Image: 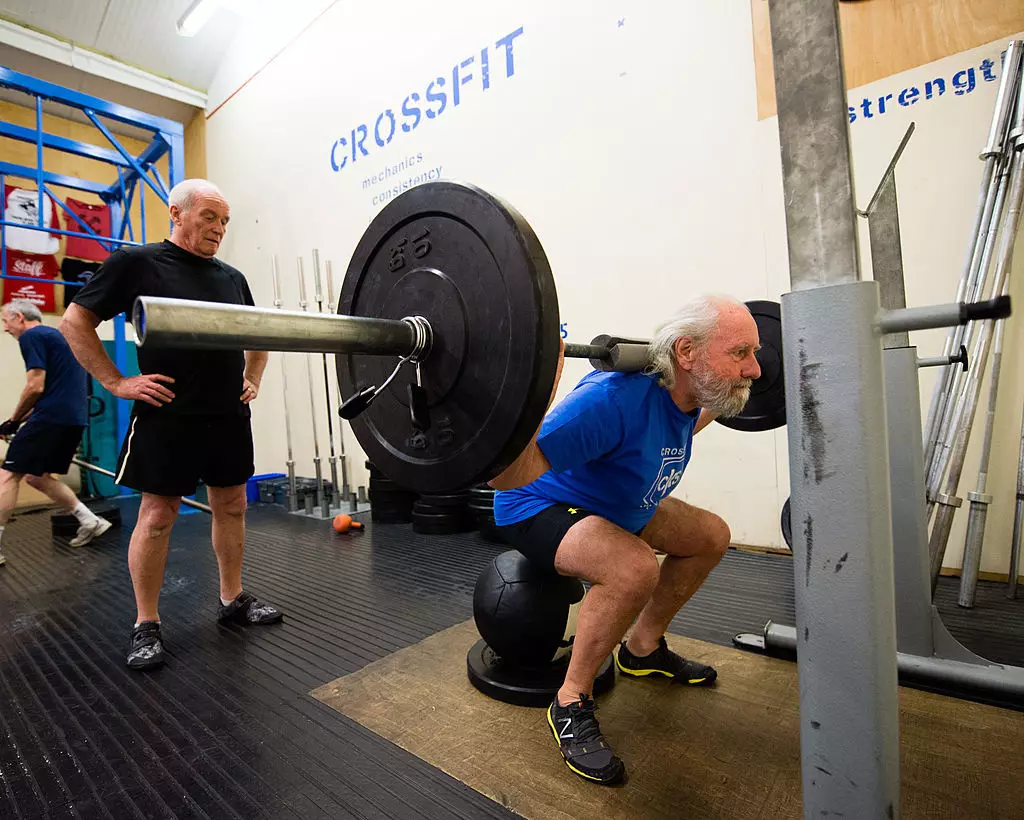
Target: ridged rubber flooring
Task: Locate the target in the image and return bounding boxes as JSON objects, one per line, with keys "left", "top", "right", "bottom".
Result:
{"left": 0, "top": 500, "right": 1021, "bottom": 818}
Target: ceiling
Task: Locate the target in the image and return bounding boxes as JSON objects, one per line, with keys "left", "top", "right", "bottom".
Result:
{"left": 0, "top": 43, "right": 198, "bottom": 140}
{"left": 0, "top": 0, "right": 244, "bottom": 91}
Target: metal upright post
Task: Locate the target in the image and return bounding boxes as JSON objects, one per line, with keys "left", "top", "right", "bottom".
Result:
{"left": 271, "top": 256, "right": 298, "bottom": 512}
{"left": 767, "top": 1, "right": 899, "bottom": 816}
{"left": 297, "top": 258, "right": 326, "bottom": 518}
{"left": 1009, "top": 403, "right": 1024, "bottom": 599}
{"left": 958, "top": 314, "right": 1006, "bottom": 607}
{"left": 312, "top": 249, "right": 339, "bottom": 510}
{"left": 325, "top": 261, "right": 351, "bottom": 500}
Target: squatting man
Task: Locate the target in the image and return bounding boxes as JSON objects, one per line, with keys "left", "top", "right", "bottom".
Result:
{"left": 492, "top": 294, "right": 761, "bottom": 785}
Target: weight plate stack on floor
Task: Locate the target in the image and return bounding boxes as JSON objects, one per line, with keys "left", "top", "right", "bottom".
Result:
{"left": 51, "top": 502, "right": 122, "bottom": 536}
{"left": 367, "top": 460, "right": 416, "bottom": 524}
{"left": 412, "top": 490, "right": 476, "bottom": 535}
{"left": 469, "top": 484, "right": 506, "bottom": 544}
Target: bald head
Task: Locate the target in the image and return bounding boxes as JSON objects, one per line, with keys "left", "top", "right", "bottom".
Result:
{"left": 168, "top": 179, "right": 230, "bottom": 258}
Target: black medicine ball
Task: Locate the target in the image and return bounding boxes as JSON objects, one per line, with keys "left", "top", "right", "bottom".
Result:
{"left": 473, "top": 550, "right": 584, "bottom": 667}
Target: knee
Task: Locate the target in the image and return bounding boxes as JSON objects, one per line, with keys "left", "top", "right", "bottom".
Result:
{"left": 617, "top": 549, "right": 661, "bottom": 603}
{"left": 139, "top": 503, "right": 178, "bottom": 540}
{"left": 705, "top": 516, "right": 731, "bottom": 560}
{"left": 213, "top": 495, "right": 247, "bottom": 519}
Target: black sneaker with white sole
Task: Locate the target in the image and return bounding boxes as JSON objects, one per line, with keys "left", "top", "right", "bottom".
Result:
{"left": 546, "top": 694, "right": 625, "bottom": 785}
{"left": 616, "top": 636, "right": 717, "bottom": 685}
{"left": 218, "top": 591, "right": 283, "bottom": 625}
{"left": 127, "top": 621, "right": 165, "bottom": 670}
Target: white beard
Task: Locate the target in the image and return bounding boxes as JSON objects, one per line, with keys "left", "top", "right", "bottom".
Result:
{"left": 691, "top": 363, "right": 752, "bottom": 418}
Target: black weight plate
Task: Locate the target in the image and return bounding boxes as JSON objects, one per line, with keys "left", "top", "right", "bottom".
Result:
{"left": 716, "top": 300, "right": 787, "bottom": 432}
{"left": 372, "top": 508, "right": 414, "bottom": 524}
{"left": 417, "top": 492, "right": 471, "bottom": 508}
{"left": 412, "top": 514, "right": 478, "bottom": 535}
{"left": 413, "top": 501, "right": 469, "bottom": 516}
{"left": 781, "top": 496, "right": 792, "bottom": 549}
{"left": 338, "top": 181, "right": 560, "bottom": 494}
{"left": 478, "top": 517, "right": 508, "bottom": 545}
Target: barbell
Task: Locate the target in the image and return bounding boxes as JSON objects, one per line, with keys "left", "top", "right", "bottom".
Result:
{"left": 133, "top": 182, "right": 786, "bottom": 493}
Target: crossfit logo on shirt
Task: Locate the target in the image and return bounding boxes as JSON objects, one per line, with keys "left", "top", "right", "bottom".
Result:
{"left": 642, "top": 445, "right": 689, "bottom": 508}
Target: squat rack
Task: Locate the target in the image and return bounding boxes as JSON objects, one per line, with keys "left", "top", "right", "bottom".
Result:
{"left": 0, "top": 66, "right": 185, "bottom": 449}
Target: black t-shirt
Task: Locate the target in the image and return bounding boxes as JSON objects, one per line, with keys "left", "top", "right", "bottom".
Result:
{"left": 73, "top": 239, "right": 255, "bottom": 417}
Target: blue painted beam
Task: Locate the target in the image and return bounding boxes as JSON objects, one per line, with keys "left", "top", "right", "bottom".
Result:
{"left": 85, "top": 110, "right": 168, "bottom": 204}
{"left": 0, "top": 161, "right": 109, "bottom": 195}
{"left": 105, "top": 136, "right": 169, "bottom": 200}
{"left": 0, "top": 66, "right": 185, "bottom": 135}
{"left": 0, "top": 121, "right": 130, "bottom": 167}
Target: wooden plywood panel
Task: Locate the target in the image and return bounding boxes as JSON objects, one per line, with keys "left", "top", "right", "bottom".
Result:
{"left": 752, "top": 0, "right": 1024, "bottom": 119}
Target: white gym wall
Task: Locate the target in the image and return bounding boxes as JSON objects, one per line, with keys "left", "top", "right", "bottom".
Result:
{"left": 203, "top": 0, "right": 1024, "bottom": 571}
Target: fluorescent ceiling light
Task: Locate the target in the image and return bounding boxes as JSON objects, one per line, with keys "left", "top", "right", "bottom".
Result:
{"left": 176, "top": 0, "right": 223, "bottom": 37}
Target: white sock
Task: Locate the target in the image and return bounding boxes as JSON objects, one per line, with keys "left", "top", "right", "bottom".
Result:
{"left": 221, "top": 596, "right": 236, "bottom": 606}
{"left": 71, "top": 502, "right": 98, "bottom": 526}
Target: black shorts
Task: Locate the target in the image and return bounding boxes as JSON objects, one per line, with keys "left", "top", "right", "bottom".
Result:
{"left": 497, "top": 504, "right": 597, "bottom": 572}
{"left": 2, "top": 421, "right": 84, "bottom": 477}
{"left": 115, "top": 412, "right": 254, "bottom": 497}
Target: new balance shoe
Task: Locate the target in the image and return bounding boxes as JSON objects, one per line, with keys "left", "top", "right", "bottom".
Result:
{"left": 218, "top": 591, "right": 283, "bottom": 625}
{"left": 617, "top": 636, "right": 717, "bottom": 685}
{"left": 127, "top": 621, "right": 165, "bottom": 670}
{"left": 70, "top": 516, "right": 113, "bottom": 548}
{"left": 546, "top": 694, "right": 625, "bottom": 785}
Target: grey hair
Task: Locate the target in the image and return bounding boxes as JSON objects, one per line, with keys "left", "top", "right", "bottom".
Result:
{"left": 2, "top": 299, "right": 43, "bottom": 322}
{"left": 168, "top": 178, "right": 225, "bottom": 213}
{"left": 645, "top": 294, "right": 749, "bottom": 390}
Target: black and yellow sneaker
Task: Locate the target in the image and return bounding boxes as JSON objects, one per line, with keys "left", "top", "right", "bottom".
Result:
{"left": 546, "top": 694, "right": 625, "bottom": 785}
{"left": 616, "top": 636, "right": 717, "bottom": 686}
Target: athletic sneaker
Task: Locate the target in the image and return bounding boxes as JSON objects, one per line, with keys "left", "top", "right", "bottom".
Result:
{"left": 616, "top": 636, "right": 718, "bottom": 686}
{"left": 69, "top": 516, "right": 113, "bottom": 548}
{"left": 218, "top": 591, "right": 283, "bottom": 625}
{"left": 0, "top": 549, "right": 6, "bottom": 566}
{"left": 546, "top": 694, "right": 625, "bottom": 785}
{"left": 127, "top": 621, "right": 166, "bottom": 670}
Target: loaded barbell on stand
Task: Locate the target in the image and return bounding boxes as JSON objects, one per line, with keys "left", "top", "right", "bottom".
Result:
{"left": 133, "top": 182, "right": 788, "bottom": 495}
{"left": 131, "top": 180, "right": 1010, "bottom": 709}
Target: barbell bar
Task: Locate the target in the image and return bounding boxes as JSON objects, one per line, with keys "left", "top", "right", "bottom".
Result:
{"left": 135, "top": 296, "right": 649, "bottom": 373}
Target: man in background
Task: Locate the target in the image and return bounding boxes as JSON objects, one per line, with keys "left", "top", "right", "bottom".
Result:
{"left": 0, "top": 299, "right": 112, "bottom": 566}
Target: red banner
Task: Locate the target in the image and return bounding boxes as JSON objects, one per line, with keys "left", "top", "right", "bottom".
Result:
{"left": 2, "top": 250, "right": 58, "bottom": 313}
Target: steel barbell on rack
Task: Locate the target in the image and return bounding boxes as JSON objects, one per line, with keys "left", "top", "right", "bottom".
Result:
{"left": 133, "top": 181, "right": 786, "bottom": 494}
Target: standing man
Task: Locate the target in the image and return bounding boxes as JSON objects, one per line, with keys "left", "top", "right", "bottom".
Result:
{"left": 0, "top": 299, "right": 112, "bottom": 566}
{"left": 60, "top": 178, "right": 282, "bottom": 671}
{"left": 492, "top": 294, "right": 760, "bottom": 785}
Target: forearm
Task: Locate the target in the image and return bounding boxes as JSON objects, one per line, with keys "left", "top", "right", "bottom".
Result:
{"left": 59, "top": 307, "right": 122, "bottom": 389}
{"left": 244, "top": 351, "right": 269, "bottom": 383}
{"left": 10, "top": 388, "right": 42, "bottom": 422}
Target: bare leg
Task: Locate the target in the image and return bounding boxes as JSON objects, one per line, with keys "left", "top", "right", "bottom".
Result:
{"left": 552, "top": 516, "right": 660, "bottom": 706}
{"left": 207, "top": 484, "right": 247, "bottom": 602}
{"left": 627, "top": 497, "right": 730, "bottom": 656}
{"left": 129, "top": 494, "right": 181, "bottom": 623}
{"left": 23, "top": 474, "right": 81, "bottom": 512}
{"left": 0, "top": 469, "right": 23, "bottom": 527}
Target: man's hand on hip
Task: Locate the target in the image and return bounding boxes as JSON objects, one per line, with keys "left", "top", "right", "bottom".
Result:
{"left": 240, "top": 376, "right": 260, "bottom": 404}
{"left": 110, "top": 374, "right": 176, "bottom": 407}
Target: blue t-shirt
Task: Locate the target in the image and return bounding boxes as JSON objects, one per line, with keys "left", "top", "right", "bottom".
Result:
{"left": 18, "top": 325, "right": 88, "bottom": 427}
{"left": 495, "top": 370, "right": 700, "bottom": 533}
